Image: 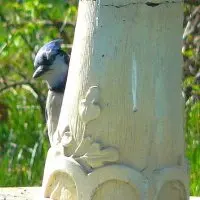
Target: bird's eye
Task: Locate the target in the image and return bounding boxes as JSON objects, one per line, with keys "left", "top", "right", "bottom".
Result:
{"left": 41, "top": 54, "right": 52, "bottom": 65}
{"left": 42, "top": 54, "right": 48, "bottom": 61}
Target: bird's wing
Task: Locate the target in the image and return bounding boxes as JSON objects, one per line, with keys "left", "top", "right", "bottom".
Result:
{"left": 46, "top": 90, "right": 64, "bottom": 145}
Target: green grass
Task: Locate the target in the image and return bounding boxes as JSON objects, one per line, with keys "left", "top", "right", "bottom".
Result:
{"left": 0, "top": 88, "right": 49, "bottom": 186}
{"left": 185, "top": 102, "right": 200, "bottom": 195}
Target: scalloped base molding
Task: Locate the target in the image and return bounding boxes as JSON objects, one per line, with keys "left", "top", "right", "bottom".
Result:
{"left": 41, "top": 147, "right": 189, "bottom": 200}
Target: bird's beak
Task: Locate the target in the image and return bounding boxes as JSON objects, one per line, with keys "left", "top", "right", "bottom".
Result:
{"left": 32, "top": 66, "right": 48, "bottom": 79}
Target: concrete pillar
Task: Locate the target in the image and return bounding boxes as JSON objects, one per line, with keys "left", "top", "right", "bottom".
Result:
{"left": 42, "top": 0, "right": 189, "bottom": 199}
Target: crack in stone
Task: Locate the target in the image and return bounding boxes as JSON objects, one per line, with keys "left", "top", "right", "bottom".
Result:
{"left": 102, "top": 1, "right": 180, "bottom": 8}
{"left": 146, "top": 2, "right": 160, "bottom": 6}
{"left": 102, "top": 3, "right": 136, "bottom": 8}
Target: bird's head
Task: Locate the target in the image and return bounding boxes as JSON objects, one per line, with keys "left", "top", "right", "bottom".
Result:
{"left": 33, "top": 39, "right": 69, "bottom": 91}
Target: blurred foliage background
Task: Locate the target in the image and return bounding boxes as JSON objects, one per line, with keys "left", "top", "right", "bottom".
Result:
{"left": 0, "top": 0, "right": 77, "bottom": 186}
{"left": 183, "top": 3, "right": 200, "bottom": 195}
{"left": 0, "top": 0, "right": 199, "bottom": 196}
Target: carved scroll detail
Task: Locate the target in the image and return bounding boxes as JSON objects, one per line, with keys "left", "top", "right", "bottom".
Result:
{"left": 54, "top": 86, "right": 101, "bottom": 147}
{"left": 79, "top": 86, "right": 101, "bottom": 124}
{"left": 44, "top": 170, "right": 77, "bottom": 200}
{"left": 54, "top": 86, "right": 118, "bottom": 170}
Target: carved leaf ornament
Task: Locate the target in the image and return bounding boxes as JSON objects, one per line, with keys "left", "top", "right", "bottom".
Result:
{"left": 79, "top": 86, "right": 101, "bottom": 124}
{"left": 73, "top": 137, "right": 119, "bottom": 168}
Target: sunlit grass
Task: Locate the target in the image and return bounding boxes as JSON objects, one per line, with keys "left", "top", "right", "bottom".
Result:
{"left": 0, "top": 89, "right": 49, "bottom": 186}
{"left": 185, "top": 102, "right": 200, "bottom": 195}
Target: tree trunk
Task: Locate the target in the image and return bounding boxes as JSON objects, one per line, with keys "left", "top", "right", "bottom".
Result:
{"left": 42, "top": 0, "right": 189, "bottom": 199}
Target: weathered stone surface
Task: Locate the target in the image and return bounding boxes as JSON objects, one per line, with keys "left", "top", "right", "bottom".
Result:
{"left": 0, "top": 187, "right": 41, "bottom": 200}
{"left": 0, "top": 187, "right": 199, "bottom": 199}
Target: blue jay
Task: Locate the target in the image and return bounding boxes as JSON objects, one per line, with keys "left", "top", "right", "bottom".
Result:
{"left": 33, "top": 39, "right": 70, "bottom": 146}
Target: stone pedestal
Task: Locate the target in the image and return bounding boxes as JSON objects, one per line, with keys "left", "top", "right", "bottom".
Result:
{"left": 42, "top": 0, "right": 189, "bottom": 199}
